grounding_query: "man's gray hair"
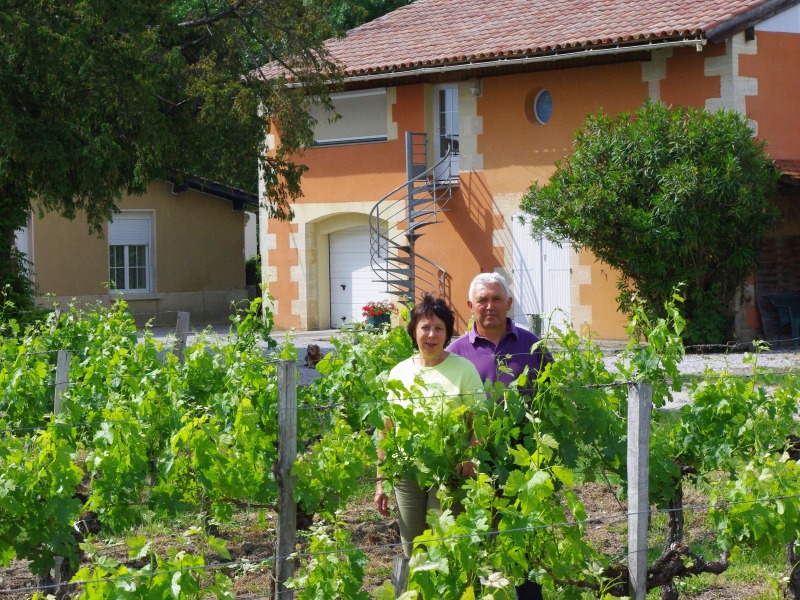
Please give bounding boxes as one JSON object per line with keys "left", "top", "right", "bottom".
{"left": 468, "top": 272, "right": 511, "bottom": 299}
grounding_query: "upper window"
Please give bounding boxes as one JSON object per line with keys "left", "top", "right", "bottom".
{"left": 310, "top": 89, "right": 388, "bottom": 146}
{"left": 435, "top": 86, "right": 459, "bottom": 158}
{"left": 108, "top": 211, "right": 152, "bottom": 293}
{"left": 534, "top": 89, "right": 553, "bottom": 125}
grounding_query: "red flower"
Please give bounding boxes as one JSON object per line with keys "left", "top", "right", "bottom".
{"left": 362, "top": 300, "right": 396, "bottom": 318}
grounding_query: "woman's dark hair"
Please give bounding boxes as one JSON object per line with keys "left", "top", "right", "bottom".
{"left": 406, "top": 294, "right": 456, "bottom": 350}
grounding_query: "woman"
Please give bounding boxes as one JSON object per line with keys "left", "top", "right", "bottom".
{"left": 374, "top": 294, "right": 483, "bottom": 557}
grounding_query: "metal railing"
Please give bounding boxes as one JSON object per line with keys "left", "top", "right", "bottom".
{"left": 368, "top": 132, "right": 455, "bottom": 302}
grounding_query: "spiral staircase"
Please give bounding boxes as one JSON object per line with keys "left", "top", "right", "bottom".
{"left": 368, "top": 132, "right": 457, "bottom": 302}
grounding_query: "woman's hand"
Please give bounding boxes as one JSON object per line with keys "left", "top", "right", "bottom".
{"left": 375, "top": 484, "right": 390, "bottom": 516}
{"left": 455, "top": 460, "right": 476, "bottom": 478}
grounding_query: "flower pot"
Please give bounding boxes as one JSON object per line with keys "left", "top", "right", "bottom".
{"left": 366, "top": 314, "right": 391, "bottom": 329}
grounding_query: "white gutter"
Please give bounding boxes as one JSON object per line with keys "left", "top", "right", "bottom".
{"left": 338, "top": 37, "right": 707, "bottom": 84}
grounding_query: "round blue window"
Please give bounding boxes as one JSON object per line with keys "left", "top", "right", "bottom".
{"left": 534, "top": 89, "right": 553, "bottom": 124}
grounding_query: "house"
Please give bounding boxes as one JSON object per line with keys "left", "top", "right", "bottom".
{"left": 16, "top": 179, "right": 257, "bottom": 326}
{"left": 259, "top": 0, "right": 800, "bottom": 340}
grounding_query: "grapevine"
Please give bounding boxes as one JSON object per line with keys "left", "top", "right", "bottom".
{"left": 0, "top": 294, "right": 799, "bottom": 599}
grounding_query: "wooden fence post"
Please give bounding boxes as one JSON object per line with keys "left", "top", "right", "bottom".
{"left": 53, "top": 350, "right": 70, "bottom": 415}
{"left": 172, "top": 311, "right": 190, "bottom": 363}
{"left": 627, "top": 382, "right": 652, "bottom": 600}
{"left": 50, "top": 350, "right": 70, "bottom": 594}
{"left": 274, "top": 359, "right": 297, "bottom": 600}
{"left": 50, "top": 308, "right": 62, "bottom": 334}
{"left": 392, "top": 556, "right": 409, "bottom": 597}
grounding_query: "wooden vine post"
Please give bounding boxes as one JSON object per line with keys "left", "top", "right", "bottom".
{"left": 274, "top": 359, "right": 298, "bottom": 599}
{"left": 53, "top": 350, "right": 70, "bottom": 419}
{"left": 51, "top": 350, "right": 71, "bottom": 592}
{"left": 172, "top": 311, "right": 190, "bottom": 363}
{"left": 627, "top": 382, "right": 652, "bottom": 600}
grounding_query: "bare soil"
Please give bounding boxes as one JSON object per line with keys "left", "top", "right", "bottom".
{"left": 1, "top": 482, "right": 776, "bottom": 599}
{"left": 4, "top": 333, "right": 793, "bottom": 598}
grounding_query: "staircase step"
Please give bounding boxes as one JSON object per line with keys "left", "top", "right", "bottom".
{"left": 385, "top": 263, "right": 411, "bottom": 271}
{"left": 382, "top": 280, "right": 414, "bottom": 288}
{"left": 410, "top": 199, "right": 448, "bottom": 209}
{"left": 408, "top": 222, "right": 436, "bottom": 233}
{"left": 369, "top": 147, "right": 454, "bottom": 297}
{"left": 378, "top": 267, "right": 412, "bottom": 275}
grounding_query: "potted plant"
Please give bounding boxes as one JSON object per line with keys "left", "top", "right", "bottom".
{"left": 362, "top": 299, "right": 396, "bottom": 329}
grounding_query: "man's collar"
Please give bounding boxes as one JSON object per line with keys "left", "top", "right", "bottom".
{"left": 468, "top": 318, "right": 519, "bottom": 344}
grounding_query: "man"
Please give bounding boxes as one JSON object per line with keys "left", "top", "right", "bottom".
{"left": 448, "top": 272, "right": 551, "bottom": 393}
{"left": 448, "top": 272, "right": 551, "bottom": 600}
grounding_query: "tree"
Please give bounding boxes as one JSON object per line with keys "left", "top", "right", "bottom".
{"left": 520, "top": 101, "right": 781, "bottom": 345}
{"left": 328, "top": 0, "right": 413, "bottom": 31}
{"left": 0, "top": 0, "right": 342, "bottom": 318}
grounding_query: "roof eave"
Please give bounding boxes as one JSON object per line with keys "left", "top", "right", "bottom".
{"left": 706, "top": 0, "right": 800, "bottom": 43}
{"left": 169, "top": 178, "right": 259, "bottom": 211}
{"left": 339, "top": 35, "right": 707, "bottom": 84}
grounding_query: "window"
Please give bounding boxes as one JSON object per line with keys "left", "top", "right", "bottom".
{"left": 14, "top": 219, "right": 30, "bottom": 258}
{"left": 435, "top": 86, "right": 459, "bottom": 158}
{"left": 533, "top": 89, "right": 553, "bottom": 124}
{"left": 310, "top": 89, "right": 388, "bottom": 145}
{"left": 108, "top": 212, "right": 152, "bottom": 292}
{"left": 433, "top": 84, "right": 460, "bottom": 178}
{"left": 13, "top": 216, "right": 34, "bottom": 282}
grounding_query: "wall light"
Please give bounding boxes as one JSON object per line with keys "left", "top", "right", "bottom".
{"left": 468, "top": 79, "right": 482, "bottom": 97}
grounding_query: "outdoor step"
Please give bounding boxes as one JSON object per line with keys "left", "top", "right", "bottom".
{"left": 377, "top": 267, "right": 412, "bottom": 275}
{"left": 382, "top": 280, "right": 413, "bottom": 288}
{"left": 408, "top": 222, "right": 436, "bottom": 233}
{"left": 384, "top": 255, "right": 411, "bottom": 264}
{"left": 409, "top": 200, "right": 448, "bottom": 210}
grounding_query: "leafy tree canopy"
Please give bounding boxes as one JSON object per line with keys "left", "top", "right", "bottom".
{"left": 327, "top": 0, "right": 413, "bottom": 31}
{"left": 0, "top": 0, "right": 346, "bottom": 226}
{"left": 0, "top": 0, "right": 347, "bottom": 314}
{"left": 520, "top": 101, "right": 781, "bottom": 345}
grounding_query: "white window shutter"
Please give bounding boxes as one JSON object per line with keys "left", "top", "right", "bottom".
{"left": 109, "top": 213, "right": 150, "bottom": 246}
{"left": 311, "top": 89, "right": 388, "bottom": 144}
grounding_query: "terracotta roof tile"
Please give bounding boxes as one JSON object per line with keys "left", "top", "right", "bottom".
{"left": 263, "top": 0, "right": 787, "bottom": 78}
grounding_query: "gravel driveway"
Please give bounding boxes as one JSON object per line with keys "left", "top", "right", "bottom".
{"left": 146, "top": 324, "right": 800, "bottom": 391}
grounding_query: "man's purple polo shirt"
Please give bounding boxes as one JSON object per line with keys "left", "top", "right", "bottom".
{"left": 447, "top": 318, "right": 552, "bottom": 390}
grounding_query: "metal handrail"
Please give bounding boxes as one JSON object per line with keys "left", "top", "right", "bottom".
{"left": 369, "top": 136, "right": 454, "bottom": 300}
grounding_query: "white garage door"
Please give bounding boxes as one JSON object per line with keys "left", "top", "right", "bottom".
{"left": 329, "top": 226, "right": 391, "bottom": 327}
{"left": 511, "top": 212, "right": 571, "bottom": 335}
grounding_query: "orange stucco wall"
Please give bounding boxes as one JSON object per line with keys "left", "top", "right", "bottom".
{"left": 476, "top": 63, "right": 648, "bottom": 338}
{"left": 479, "top": 62, "right": 649, "bottom": 192}
{"left": 266, "top": 218, "right": 302, "bottom": 329}
{"left": 660, "top": 43, "right": 724, "bottom": 107}
{"left": 299, "top": 86, "right": 426, "bottom": 202}
{"left": 741, "top": 31, "right": 800, "bottom": 160}
{"left": 271, "top": 31, "right": 800, "bottom": 339}
{"left": 415, "top": 177, "right": 503, "bottom": 331}
{"left": 580, "top": 251, "right": 630, "bottom": 339}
